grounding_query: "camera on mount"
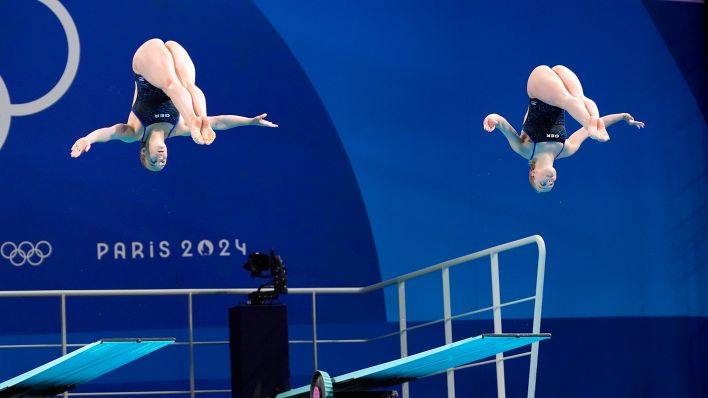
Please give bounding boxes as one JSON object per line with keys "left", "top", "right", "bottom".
{"left": 242, "top": 249, "right": 288, "bottom": 305}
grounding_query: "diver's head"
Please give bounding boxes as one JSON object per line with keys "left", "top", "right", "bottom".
{"left": 528, "top": 159, "right": 556, "bottom": 193}
{"left": 139, "top": 129, "right": 168, "bottom": 172}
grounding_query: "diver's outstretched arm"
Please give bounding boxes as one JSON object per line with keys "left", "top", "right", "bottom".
{"left": 601, "top": 113, "right": 645, "bottom": 129}
{"left": 70, "top": 124, "right": 139, "bottom": 158}
{"left": 483, "top": 113, "right": 532, "bottom": 159}
{"left": 208, "top": 113, "right": 278, "bottom": 130}
{"left": 558, "top": 113, "right": 644, "bottom": 159}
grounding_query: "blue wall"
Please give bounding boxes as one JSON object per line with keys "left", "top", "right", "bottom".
{"left": 1, "top": 0, "right": 706, "bottom": 397}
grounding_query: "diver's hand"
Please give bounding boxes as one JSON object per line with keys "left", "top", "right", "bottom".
{"left": 70, "top": 137, "right": 91, "bottom": 158}
{"left": 250, "top": 113, "right": 278, "bottom": 128}
{"left": 483, "top": 114, "right": 501, "bottom": 132}
{"left": 623, "top": 113, "right": 645, "bottom": 129}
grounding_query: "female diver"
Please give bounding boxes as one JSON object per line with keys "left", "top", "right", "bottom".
{"left": 483, "top": 65, "right": 644, "bottom": 192}
{"left": 70, "top": 39, "right": 277, "bottom": 171}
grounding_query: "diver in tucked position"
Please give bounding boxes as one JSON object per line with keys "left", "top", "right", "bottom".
{"left": 483, "top": 65, "right": 644, "bottom": 192}
{"left": 70, "top": 38, "right": 277, "bottom": 171}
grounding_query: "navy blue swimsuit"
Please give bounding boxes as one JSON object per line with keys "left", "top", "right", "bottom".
{"left": 522, "top": 98, "right": 566, "bottom": 159}
{"left": 131, "top": 73, "right": 179, "bottom": 142}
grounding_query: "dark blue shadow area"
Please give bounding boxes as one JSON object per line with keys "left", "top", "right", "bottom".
{"left": 453, "top": 317, "right": 708, "bottom": 398}
{"left": 641, "top": 0, "right": 708, "bottom": 124}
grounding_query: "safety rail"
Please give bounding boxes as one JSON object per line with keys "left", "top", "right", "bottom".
{"left": 0, "top": 235, "right": 546, "bottom": 398}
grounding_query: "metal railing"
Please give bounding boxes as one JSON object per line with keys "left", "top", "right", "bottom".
{"left": 0, "top": 235, "right": 546, "bottom": 398}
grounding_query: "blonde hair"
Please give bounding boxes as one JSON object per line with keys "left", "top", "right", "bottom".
{"left": 528, "top": 159, "right": 537, "bottom": 190}
{"left": 529, "top": 159, "right": 549, "bottom": 193}
{"left": 139, "top": 140, "right": 161, "bottom": 172}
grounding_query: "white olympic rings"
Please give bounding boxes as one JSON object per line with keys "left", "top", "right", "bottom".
{"left": 0, "top": 0, "right": 80, "bottom": 149}
{"left": 1, "top": 241, "right": 53, "bottom": 266}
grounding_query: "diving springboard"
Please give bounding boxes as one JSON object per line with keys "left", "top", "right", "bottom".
{"left": 0, "top": 338, "right": 175, "bottom": 398}
{"left": 277, "top": 333, "right": 550, "bottom": 397}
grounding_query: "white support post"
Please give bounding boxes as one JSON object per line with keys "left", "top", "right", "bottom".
{"left": 188, "top": 293, "right": 195, "bottom": 398}
{"left": 61, "top": 294, "right": 68, "bottom": 398}
{"left": 490, "top": 252, "right": 506, "bottom": 398}
{"left": 527, "top": 238, "right": 546, "bottom": 398}
{"left": 312, "top": 292, "right": 319, "bottom": 371}
{"left": 398, "top": 281, "right": 409, "bottom": 398}
{"left": 442, "top": 267, "right": 455, "bottom": 398}
{"left": 60, "top": 294, "right": 67, "bottom": 355}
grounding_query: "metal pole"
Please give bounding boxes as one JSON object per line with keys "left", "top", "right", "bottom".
{"left": 490, "top": 252, "right": 506, "bottom": 398}
{"left": 527, "top": 237, "right": 546, "bottom": 398}
{"left": 60, "top": 294, "right": 67, "bottom": 355}
{"left": 442, "top": 267, "right": 455, "bottom": 398}
{"left": 312, "top": 292, "right": 319, "bottom": 371}
{"left": 188, "top": 293, "right": 195, "bottom": 398}
{"left": 398, "top": 281, "right": 409, "bottom": 398}
{"left": 61, "top": 294, "right": 68, "bottom": 398}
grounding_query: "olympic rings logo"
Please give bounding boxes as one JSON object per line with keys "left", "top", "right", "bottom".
{"left": 1, "top": 241, "right": 53, "bottom": 267}
{"left": 0, "top": 0, "right": 80, "bottom": 150}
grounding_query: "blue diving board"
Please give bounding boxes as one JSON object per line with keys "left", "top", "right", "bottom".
{"left": 277, "top": 333, "right": 550, "bottom": 397}
{"left": 0, "top": 338, "right": 175, "bottom": 398}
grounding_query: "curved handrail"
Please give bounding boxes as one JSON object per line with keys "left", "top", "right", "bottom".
{"left": 0, "top": 235, "right": 546, "bottom": 398}
{"left": 0, "top": 235, "right": 544, "bottom": 298}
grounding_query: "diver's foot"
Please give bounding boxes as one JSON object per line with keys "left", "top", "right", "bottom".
{"left": 588, "top": 116, "right": 609, "bottom": 142}
{"left": 200, "top": 116, "right": 216, "bottom": 145}
{"left": 585, "top": 115, "right": 599, "bottom": 138}
{"left": 190, "top": 119, "right": 205, "bottom": 145}
{"left": 596, "top": 117, "right": 610, "bottom": 142}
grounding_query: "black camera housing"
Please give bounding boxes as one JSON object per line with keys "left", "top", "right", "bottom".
{"left": 243, "top": 250, "right": 288, "bottom": 305}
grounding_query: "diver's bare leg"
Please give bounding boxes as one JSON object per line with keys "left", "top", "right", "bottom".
{"left": 165, "top": 40, "right": 216, "bottom": 145}
{"left": 551, "top": 65, "right": 608, "bottom": 141}
{"left": 132, "top": 38, "right": 205, "bottom": 144}
{"left": 527, "top": 65, "right": 603, "bottom": 140}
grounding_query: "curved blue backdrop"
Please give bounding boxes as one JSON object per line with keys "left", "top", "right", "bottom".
{"left": 1, "top": 0, "right": 706, "bottom": 397}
